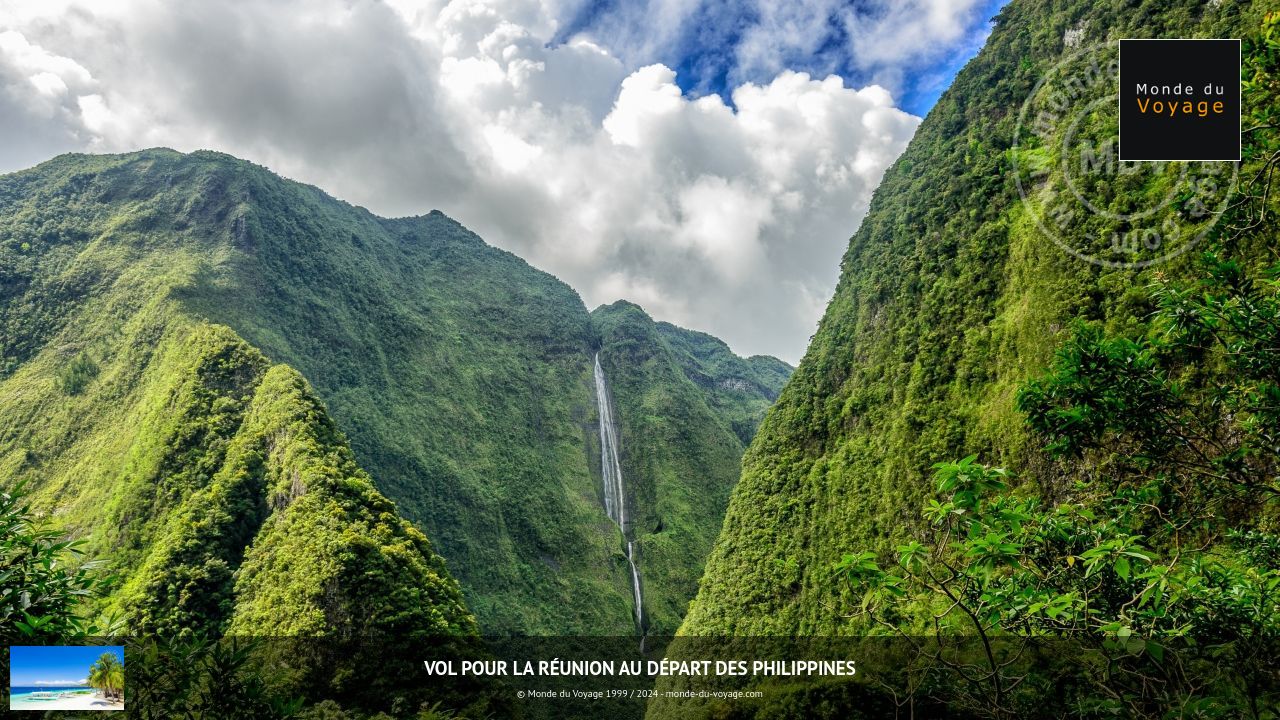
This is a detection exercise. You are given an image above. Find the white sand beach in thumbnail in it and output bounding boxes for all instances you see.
[9,689,123,711]
[9,646,126,712]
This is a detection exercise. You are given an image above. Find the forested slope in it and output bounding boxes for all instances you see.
[592,302,788,634]
[682,0,1280,635]
[0,149,788,635]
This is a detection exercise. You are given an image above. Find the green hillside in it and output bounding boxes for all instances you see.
[0,301,475,639]
[0,149,788,636]
[592,302,788,634]
[682,0,1280,636]
[655,320,793,447]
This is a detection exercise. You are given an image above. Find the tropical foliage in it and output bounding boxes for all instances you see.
[834,248,1280,717]
[683,0,1280,639]
[0,147,785,638]
[89,651,125,703]
[0,481,118,641]
[674,3,1280,718]
[837,452,1278,717]
[127,636,307,720]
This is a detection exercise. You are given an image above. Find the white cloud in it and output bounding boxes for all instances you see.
[838,0,994,92]
[0,28,99,167]
[0,0,922,363]
[841,0,989,67]
[559,0,996,102]
[524,66,917,359]
[729,0,991,81]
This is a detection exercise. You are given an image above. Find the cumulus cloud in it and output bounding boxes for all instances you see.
[733,0,992,80]
[559,0,997,106]
[0,28,98,169]
[836,0,996,93]
[0,0,922,363]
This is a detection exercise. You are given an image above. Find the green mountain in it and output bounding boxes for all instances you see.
[654,320,793,448]
[0,149,789,636]
[592,301,790,634]
[681,0,1280,636]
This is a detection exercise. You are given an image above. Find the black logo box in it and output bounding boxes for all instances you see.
[1119,38,1241,162]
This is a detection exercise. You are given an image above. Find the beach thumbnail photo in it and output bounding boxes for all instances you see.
[8,646,124,712]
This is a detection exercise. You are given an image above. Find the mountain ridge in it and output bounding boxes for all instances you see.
[0,147,790,636]
[680,0,1279,636]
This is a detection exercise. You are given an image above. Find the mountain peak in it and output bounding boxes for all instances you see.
[1,147,788,638]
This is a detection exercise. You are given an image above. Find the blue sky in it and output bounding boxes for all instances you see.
[9,646,124,687]
[556,0,1009,115]
[0,0,1009,363]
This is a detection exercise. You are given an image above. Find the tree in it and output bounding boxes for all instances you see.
[127,635,303,720]
[835,17,1280,718]
[0,481,119,642]
[833,257,1280,717]
[836,452,1279,718]
[89,651,125,702]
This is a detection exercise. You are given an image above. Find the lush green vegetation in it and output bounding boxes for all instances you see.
[0,146,785,637]
[0,482,119,641]
[0,145,786,718]
[100,332,477,639]
[592,302,788,634]
[683,0,1280,638]
[57,351,99,395]
[653,320,791,446]
[2,311,475,642]
[88,651,125,703]
[829,239,1280,716]
[670,2,1280,717]
[128,637,304,719]
[840,452,1277,716]
[0,320,485,715]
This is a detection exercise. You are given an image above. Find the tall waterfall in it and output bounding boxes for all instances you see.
[593,353,645,638]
